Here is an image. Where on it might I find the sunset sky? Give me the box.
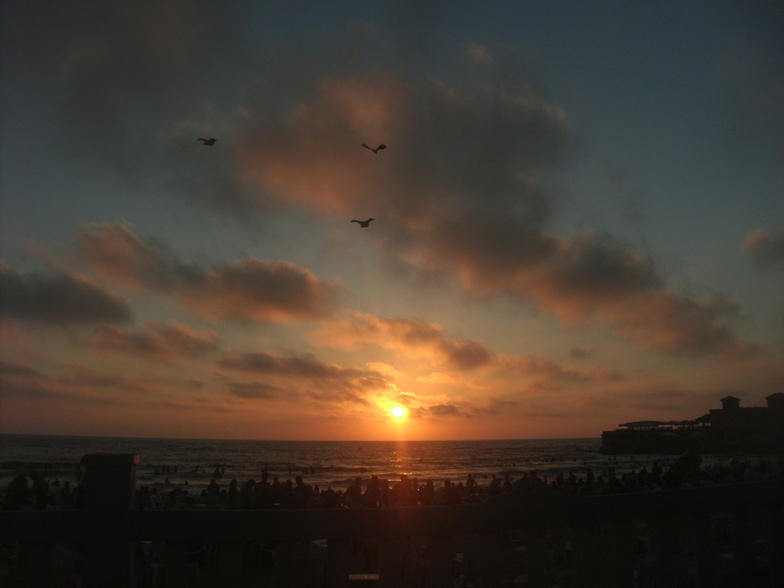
[2,1,783,440]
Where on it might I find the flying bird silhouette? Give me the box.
[361,143,387,154]
[198,138,217,146]
[351,218,375,228]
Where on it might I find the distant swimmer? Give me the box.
[351,218,375,228]
[198,138,217,146]
[361,143,386,154]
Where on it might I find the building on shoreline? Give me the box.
[601,393,784,454]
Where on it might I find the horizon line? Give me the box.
[0,432,601,443]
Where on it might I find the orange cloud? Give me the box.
[75,223,159,290]
[312,311,494,369]
[312,311,636,397]
[241,76,404,214]
[86,320,220,361]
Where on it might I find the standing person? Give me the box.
[466,474,478,500]
[364,475,381,507]
[228,479,239,509]
[420,480,435,506]
[441,480,459,505]
[294,476,312,508]
[392,475,411,506]
[347,477,363,506]
[2,473,29,509]
[239,480,255,509]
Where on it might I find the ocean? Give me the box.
[0,434,684,494]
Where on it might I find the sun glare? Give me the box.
[390,406,407,420]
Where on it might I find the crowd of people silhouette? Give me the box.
[3,455,781,512]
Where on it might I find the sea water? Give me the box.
[1,434,688,494]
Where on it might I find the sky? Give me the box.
[1,0,783,441]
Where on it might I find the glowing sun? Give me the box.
[390,406,407,420]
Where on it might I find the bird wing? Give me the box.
[361,144,371,150]
[351,219,360,223]
[198,138,206,142]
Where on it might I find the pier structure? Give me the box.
[601,394,784,455]
[1,454,783,587]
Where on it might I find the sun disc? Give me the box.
[391,406,407,419]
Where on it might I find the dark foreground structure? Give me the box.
[601,394,784,455]
[1,454,783,587]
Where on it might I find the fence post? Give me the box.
[80,453,138,588]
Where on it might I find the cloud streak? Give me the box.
[75,223,340,323]
[86,320,221,361]
[312,312,494,370]
[228,382,283,400]
[219,349,391,406]
[0,261,132,325]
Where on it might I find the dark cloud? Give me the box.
[410,398,521,420]
[219,349,391,406]
[446,340,494,370]
[75,224,340,322]
[0,379,110,404]
[0,361,40,377]
[409,403,467,419]
[86,320,220,360]
[528,233,661,309]
[501,355,623,384]
[3,0,252,181]
[0,261,132,325]
[228,382,283,400]
[54,365,155,394]
[0,363,158,404]
[569,347,591,360]
[0,364,220,411]
[606,293,755,357]
[426,404,465,417]
[304,387,373,407]
[219,350,378,381]
[744,226,784,265]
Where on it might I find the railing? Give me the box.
[1,454,782,588]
